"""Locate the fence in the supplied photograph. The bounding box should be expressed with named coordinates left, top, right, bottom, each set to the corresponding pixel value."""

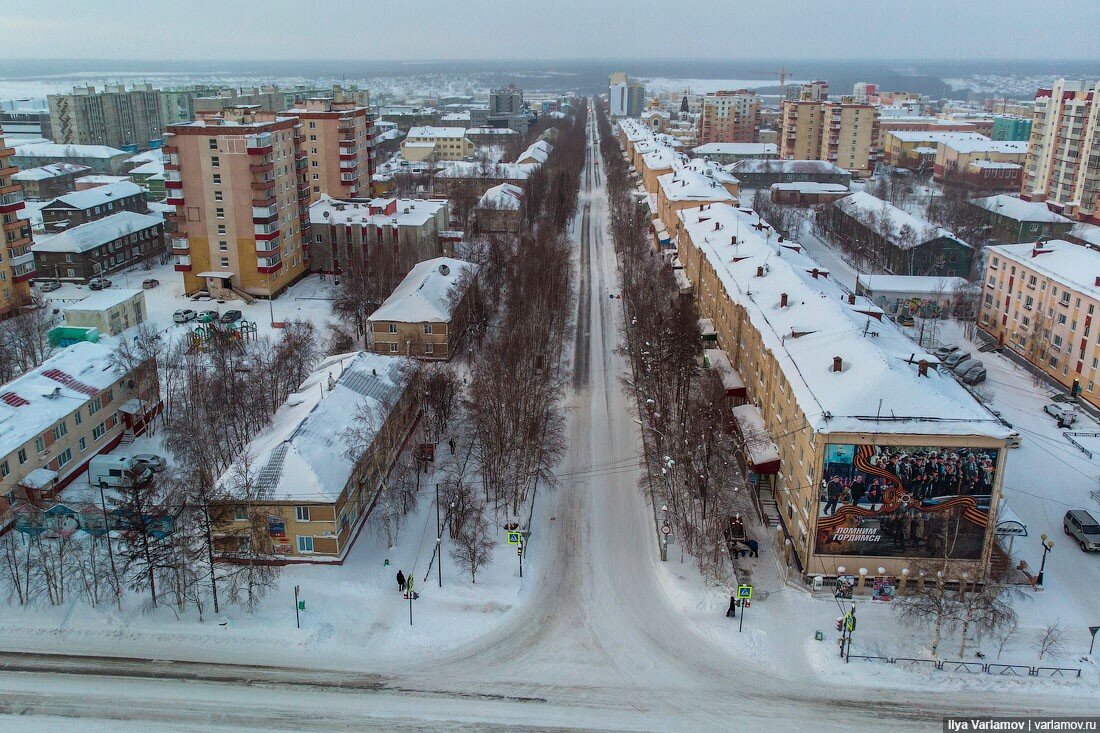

left=848, top=655, right=1080, bottom=678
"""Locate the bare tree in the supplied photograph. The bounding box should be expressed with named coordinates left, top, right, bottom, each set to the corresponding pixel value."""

left=894, top=564, right=960, bottom=658
left=1033, top=621, right=1066, bottom=661
left=449, top=501, right=495, bottom=583
left=419, top=364, right=461, bottom=441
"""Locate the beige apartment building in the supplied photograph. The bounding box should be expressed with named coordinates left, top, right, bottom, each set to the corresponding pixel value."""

left=979, top=239, right=1100, bottom=407
left=401, top=127, right=474, bottom=162
left=698, top=90, right=760, bottom=144
left=286, top=98, right=374, bottom=202
left=164, top=107, right=310, bottom=298
left=780, top=96, right=880, bottom=177
left=0, top=134, right=33, bottom=310
left=1021, top=79, right=1100, bottom=224
left=675, top=201, right=1010, bottom=584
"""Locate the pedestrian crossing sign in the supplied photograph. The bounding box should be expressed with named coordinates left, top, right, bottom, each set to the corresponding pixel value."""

left=507, top=531, right=522, bottom=545
left=737, top=584, right=753, bottom=600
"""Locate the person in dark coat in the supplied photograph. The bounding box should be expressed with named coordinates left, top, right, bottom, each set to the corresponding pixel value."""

left=747, top=539, right=759, bottom=557
left=396, top=570, right=406, bottom=592
left=449, top=437, right=456, bottom=455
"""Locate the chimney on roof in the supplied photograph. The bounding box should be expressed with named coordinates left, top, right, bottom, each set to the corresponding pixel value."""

left=832, top=356, right=843, bottom=373
left=714, top=221, right=720, bottom=231
left=847, top=293, right=856, bottom=305
left=811, top=268, right=819, bottom=279
left=731, top=235, right=737, bottom=245
left=1095, top=276, right=1100, bottom=287
left=780, top=292, right=788, bottom=307
left=756, top=265, right=765, bottom=277
left=918, top=359, right=929, bottom=377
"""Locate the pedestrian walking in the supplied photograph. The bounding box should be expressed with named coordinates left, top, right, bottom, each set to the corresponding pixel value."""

left=747, top=539, right=759, bottom=558
left=396, top=570, right=406, bottom=592
left=449, top=437, right=456, bottom=455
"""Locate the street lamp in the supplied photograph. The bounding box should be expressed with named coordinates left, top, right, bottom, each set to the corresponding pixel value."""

left=1037, top=533, right=1054, bottom=588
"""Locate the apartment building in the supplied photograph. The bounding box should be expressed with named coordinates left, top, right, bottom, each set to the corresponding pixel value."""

left=12, top=163, right=91, bottom=200
left=164, top=107, right=310, bottom=299
left=48, top=84, right=164, bottom=152
left=307, top=194, right=448, bottom=276
left=609, top=73, right=646, bottom=118
left=368, top=257, right=480, bottom=360
left=992, top=116, right=1032, bottom=142
left=401, top=127, right=474, bottom=162
left=881, top=131, right=989, bottom=169
left=10, top=142, right=131, bottom=175
left=285, top=98, right=374, bottom=201
left=698, top=90, right=760, bottom=144
left=1021, top=79, right=1100, bottom=224
left=691, top=142, right=778, bottom=164
left=490, top=85, right=524, bottom=115
left=779, top=96, right=879, bottom=177
left=934, top=138, right=1028, bottom=189
left=32, top=211, right=165, bottom=283
left=979, top=239, right=1100, bottom=408
left=970, top=195, right=1074, bottom=243
left=0, top=341, right=161, bottom=525
left=675, top=202, right=1010, bottom=582
left=40, top=181, right=147, bottom=232
left=0, top=134, right=32, bottom=310
left=212, top=351, right=418, bottom=562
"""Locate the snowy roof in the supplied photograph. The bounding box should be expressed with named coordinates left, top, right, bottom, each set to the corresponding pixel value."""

left=124, top=149, right=164, bottom=165
left=13, top=142, right=127, bottom=159
left=516, top=140, right=552, bottom=164
left=478, top=182, right=524, bottom=210
left=434, top=161, right=537, bottom=180
left=440, top=112, right=471, bottom=122
left=309, top=194, right=446, bottom=228
left=971, top=195, right=1072, bottom=224
left=0, top=341, right=122, bottom=458
left=64, top=289, right=143, bottom=312
left=677, top=203, right=1008, bottom=438
left=406, top=126, right=468, bottom=139
left=885, top=131, right=989, bottom=145
left=969, top=160, right=1021, bottom=170
left=467, top=127, right=519, bottom=135
left=12, top=163, right=90, bottom=181
left=657, top=169, right=735, bottom=203
left=942, top=139, right=1028, bottom=155
left=692, top=143, right=778, bottom=156
left=727, top=159, right=849, bottom=176
left=217, top=352, right=416, bottom=503
left=1069, top=223, right=1100, bottom=248
left=857, top=275, right=968, bottom=295
left=682, top=158, right=740, bottom=185
left=128, top=160, right=165, bottom=176
left=42, top=181, right=144, bottom=211
left=369, top=257, right=480, bottom=324
left=987, top=240, right=1100, bottom=300
left=75, top=175, right=129, bottom=186
left=770, top=182, right=850, bottom=194
left=833, top=191, right=969, bottom=250
left=32, top=211, right=162, bottom=253
left=642, top=147, right=681, bottom=171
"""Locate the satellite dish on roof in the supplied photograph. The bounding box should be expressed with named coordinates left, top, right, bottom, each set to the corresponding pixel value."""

left=322, top=211, right=330, bottom=219
left=438, top=264, right=450, bottom=276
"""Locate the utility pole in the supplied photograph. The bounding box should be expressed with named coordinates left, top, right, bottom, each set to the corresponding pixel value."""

left=435, top=483, right=443, bottom=588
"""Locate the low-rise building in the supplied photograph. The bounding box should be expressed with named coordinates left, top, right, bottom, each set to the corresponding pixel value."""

left=11, top=142, right=131, bottom=175
left=970, top=195, right=1074, bottom=243
left=432, top=161, right=538, bottom=198
left=691, top=142, right=778, bottom=164
left=401, top=127, right=474, bottom=162
left=770, top=182, right=851, bottom=206
left=127, top=160, right=166, bottom=201
left=934, top=139, right=1028, bottom=189
left=12, top=163, right=91, bottom=200
left=656, top=168, right=736, bottom=243
left=40, top=181, right=147, bottom=233
left=475, top=182, right=524, bottom=234
left=465, top=127, right=520, bottom=148
left=368, top=257, right=480, bottom=360
left=63, top=289, right=147, bottom=336
left=830, top=191, right=972, bottom=277
left=32, top=211, right=165, bottom=283
left=516, top=140, right=552, bottom=165
left=979, top=240, right=1100, bottom=407
left=726, top=159, right=852, bottom=189
left=0, top=341, right=161, bottom=525
left=307, top=194, right=449, bottom=277
left=881, top=131, right=990, bottom=170
left=212, top=352, right=418, bottom=561
left=855, top=274, right=974, bottom=318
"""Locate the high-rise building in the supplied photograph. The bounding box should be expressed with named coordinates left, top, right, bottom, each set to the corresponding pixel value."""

left=489, top=85, right=524, bottom=115
left=48, top=84, right=164, bottom=152
left=786, top=80, right=828, bottom=102
left=163, top=107, right=311, bottom=299
left=608, top=73, right=646, bottom=118
left=626, top=82, right=646, bottom=118
left=1021, top=79, right=1100, bottom=224
left=698, top=90, right=760, bottom=144
left=779, top=96, right=880, bottom=177
left=284, top=98, right=375, bottom=202
left=0, top=134, right=34, bottom=310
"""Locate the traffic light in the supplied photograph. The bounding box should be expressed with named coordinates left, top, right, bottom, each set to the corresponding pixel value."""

left=835, top=617, right=844, bottom=631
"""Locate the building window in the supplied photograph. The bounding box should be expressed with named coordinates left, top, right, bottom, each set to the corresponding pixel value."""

left=52, top=421, right=68, bottom=441
left=211, top=156, right=220, bottom=168
left=0, top=461, right=7, bottom=478
left=17, top=448, right=26, bottom=465
left=296, top=536, right=314, bottom=553
left=208, top=138, right=218, bottom=150
left=1057, top=313, right=1068, bottom=325
left=214, top=191, right=223, bottom=202
left=35, top=435, right=45, bottom=453
left=219, top=241, right=228, bottom=252
left=216, top=207, right=224, bottom=219
left=217, top=225, right=226, bottom=235
left=78, top=437, right=87, bottom=452
left=57, top=448, right=72, bottom=468
left=92, top=422, right=106, bottom=440
left=423, top=324, right=433, bottom=335
left=311, top=173, right=319, bottom=181
left=296, top=506, right=311, bottom=522
left=424, top=342, right=434, bottom=355
left=74, top=410, right=82, bottom=426
left=308, top=121, right=316, bottom=129
left=220, top=257, right=230, bottom=268
left=212, top=173, right=221, bottom=185
left=234, top=506, right=248, bottom=521
left=388, top=323, right=397, bottom=334
left=389, top=343, right=398, bottom=353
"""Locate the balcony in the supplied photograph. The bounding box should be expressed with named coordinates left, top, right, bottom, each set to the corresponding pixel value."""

left=250, top=179, right=275, bottom=192
left=256, top=258, right=283, bottom=275
left=174, top=255, right=192, bottom=272
left=340, top=159, right=357, bottom=171
left=339, top=173, right=357, bottom=183
left=254, top=222, right=280, bottom=238
left=252, top=205, right=278, bottom=223
left=249, top=161, right=274, bottom=175
left=166, top=195, right=184, bottom=206
left=0, top=191, right=25, bottom=214
left=252, top=191, right=276, bottom=207
left=246, top=133, right=274, bottom=155
left=164, top=178, right=183, bottom=189
left=255, top=239, right=279, bottom=255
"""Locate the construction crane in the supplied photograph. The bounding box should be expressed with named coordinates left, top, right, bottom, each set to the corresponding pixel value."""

left=750, top=67, right=794, bottom=96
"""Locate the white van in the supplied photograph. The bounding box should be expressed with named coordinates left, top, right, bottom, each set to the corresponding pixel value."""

left=88, top=455, right=152, bottom=489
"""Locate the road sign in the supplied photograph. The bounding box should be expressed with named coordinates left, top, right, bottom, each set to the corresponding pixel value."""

left=660, top=523, right=672, bottom=535
left=1090, top=626, right=1100, bottom=637
left=507, top=531, right=521, bottom=545
left=737, top=584, right=753, bottom=600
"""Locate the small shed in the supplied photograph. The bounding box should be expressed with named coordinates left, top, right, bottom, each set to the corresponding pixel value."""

left=64, top=289, right=146, bottom=336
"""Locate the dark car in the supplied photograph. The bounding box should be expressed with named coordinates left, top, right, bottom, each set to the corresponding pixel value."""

left=220, top=310, right=243, bottom=324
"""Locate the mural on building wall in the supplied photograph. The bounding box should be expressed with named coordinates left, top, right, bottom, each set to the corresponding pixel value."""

left=815, top=443, right=998, bottom=558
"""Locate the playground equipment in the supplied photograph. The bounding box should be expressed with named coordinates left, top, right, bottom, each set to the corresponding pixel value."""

left=186, top=319, right=258, bottom=353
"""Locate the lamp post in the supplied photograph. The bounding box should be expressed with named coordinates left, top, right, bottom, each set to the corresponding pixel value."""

left=1037, top=533, right=1054, bottom=588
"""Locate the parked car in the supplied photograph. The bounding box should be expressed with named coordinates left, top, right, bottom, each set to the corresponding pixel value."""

left=895, top=313, right=916, bottom=327
left=88, top=455, right=153, bottom=489
left=1044, top=403, right=1078, bottom=426
left=131, top=453, right=166, bottom=472
left=1006, top=432, right=1022, bottom=448
left=88, top=278, right=112, bottom=290
left=932, top=345, right=958, bottom=359
left=141, top=278, right=160, bottom=289
left=952, top=358, right=982, bottom=376
left=190, top=290, right=211, bottom=301
left=197, top=310, right=219, bottom=323
left=960, top=364, right=987, bottom=385
left=39, top=281, right=62, bottom=293
left=1064, top=509, right=1100, bottom=551
left=219, top=309, right=243, bottom=324
left=942, top=351, right=971, bottom=368
left=172, top=308, right=196, bottom=323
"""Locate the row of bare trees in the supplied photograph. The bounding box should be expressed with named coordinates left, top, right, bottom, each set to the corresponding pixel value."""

left=596, top=103, right=748, bottom=582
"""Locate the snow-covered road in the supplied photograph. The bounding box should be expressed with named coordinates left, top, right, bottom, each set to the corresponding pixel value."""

left=2, top=106, right=1097, bottom=732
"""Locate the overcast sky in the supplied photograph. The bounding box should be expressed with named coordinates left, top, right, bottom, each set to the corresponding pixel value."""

left=2, top=0, right=1097, bottom=61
